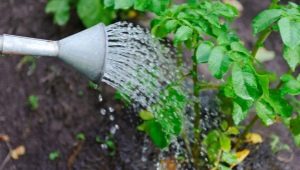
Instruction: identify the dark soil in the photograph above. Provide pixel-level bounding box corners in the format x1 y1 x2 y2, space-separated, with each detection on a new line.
0 0 299 170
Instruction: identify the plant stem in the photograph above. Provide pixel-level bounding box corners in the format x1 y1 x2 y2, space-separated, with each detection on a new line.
234 115 258 150
213 150 223 170
252 28 272 59
234 27 273 150
191 54 202 168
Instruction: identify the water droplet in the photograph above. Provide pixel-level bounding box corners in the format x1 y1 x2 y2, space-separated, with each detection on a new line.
110 126 117 135
108 107 114 113
100 109 106 116
109 115 115 121
98 94 103 102
101 144 108 150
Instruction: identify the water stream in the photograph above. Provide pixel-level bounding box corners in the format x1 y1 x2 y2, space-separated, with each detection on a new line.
103 22 178 109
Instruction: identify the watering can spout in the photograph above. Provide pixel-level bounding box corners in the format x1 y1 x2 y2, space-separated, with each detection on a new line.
0 23 107 83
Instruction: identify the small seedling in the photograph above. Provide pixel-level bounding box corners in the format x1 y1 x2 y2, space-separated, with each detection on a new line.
270 134 290 154
87 81 99 91
49 150 60 161
77 90 84 97
16 56 37 76
27 95 39 111
76 133 86 141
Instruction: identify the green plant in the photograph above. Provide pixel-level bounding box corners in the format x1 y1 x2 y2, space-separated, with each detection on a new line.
47 0 300 169
27 95 39 111
49 150 60 161
16 56 37 76
76 133 86 141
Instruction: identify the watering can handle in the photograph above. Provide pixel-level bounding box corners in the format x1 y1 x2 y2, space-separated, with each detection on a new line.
0 35 59 57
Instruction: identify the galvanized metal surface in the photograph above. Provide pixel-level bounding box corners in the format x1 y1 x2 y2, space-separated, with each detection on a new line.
58 23 107 82
0 23 107 82
2 35 59 57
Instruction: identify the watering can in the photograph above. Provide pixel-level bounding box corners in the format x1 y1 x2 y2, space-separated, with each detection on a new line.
0 23 106 83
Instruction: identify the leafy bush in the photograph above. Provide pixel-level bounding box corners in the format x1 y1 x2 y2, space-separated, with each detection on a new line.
46 0 300 169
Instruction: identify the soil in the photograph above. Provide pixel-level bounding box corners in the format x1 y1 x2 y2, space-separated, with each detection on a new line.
0 0 299 170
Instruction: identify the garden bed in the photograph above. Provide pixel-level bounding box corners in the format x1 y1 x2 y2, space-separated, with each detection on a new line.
0 0 299 169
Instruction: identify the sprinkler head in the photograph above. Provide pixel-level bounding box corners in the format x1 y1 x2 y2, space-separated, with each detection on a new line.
0 23 107 83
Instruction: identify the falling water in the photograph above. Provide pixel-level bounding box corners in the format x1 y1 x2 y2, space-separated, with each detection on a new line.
103 22 178 108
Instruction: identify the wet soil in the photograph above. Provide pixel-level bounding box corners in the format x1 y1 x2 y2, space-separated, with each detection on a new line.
0 0 299 170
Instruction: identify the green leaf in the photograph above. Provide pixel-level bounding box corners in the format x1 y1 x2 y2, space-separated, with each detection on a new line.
49 151 60 161
226 127 240 135
257 74 270 97
220 134 231 152
252 9 282 34
256 99 276 126
232 63 260 100
208 46 231 79
293 133 300 147
104 0 114 7
134 0 150 11
46 0 70 26
230 42 250 56
165 19 179 32
233 101 247 125
142 120 170 148
283 45 300 71
290 116 300 135
222 152 238 165
267 90 292 118
76 133 86 141
196 41 214 64
77 0 116 27
147 0 170 14
174 26 193 42
213 2 239 19
203 130 221 162
139 110 154 120
278 17 300 48
114 0 134 9
28 95 39 110
280 74 300 95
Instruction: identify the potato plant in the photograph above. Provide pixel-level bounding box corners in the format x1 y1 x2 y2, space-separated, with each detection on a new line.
46 0 300 169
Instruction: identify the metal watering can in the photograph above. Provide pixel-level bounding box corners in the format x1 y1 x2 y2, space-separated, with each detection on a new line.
0 23 106 82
